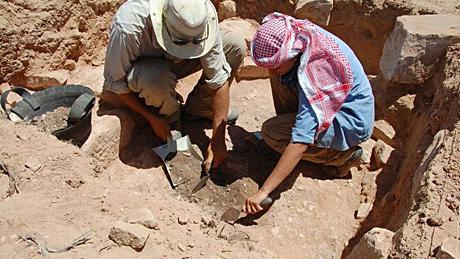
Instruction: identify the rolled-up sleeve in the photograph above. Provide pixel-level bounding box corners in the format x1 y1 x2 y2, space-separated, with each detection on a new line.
103 24 140 95
291 87 317 144
200 29 231 89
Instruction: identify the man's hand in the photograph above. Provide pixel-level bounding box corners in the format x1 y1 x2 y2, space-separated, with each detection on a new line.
203 138 228 172
117 93 172 142
243 189 269 214
146 114 171 142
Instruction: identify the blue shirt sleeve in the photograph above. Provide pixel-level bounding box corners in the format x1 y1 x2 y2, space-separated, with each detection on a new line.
290 86 318 144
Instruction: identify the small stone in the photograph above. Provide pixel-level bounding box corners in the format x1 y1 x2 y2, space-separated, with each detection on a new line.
178 217 188 225
427 215 444 227
433 179 443 185
200 216 216 228
63 60 77 71
178 244 187 252
356 203 372 219
109 221 150 251
188 243 195 248
65 179 85 188
436 238 460 259
130 208 158 229
347 228 395 259
25 157 42 172
16 132 31 141
372 140 395 169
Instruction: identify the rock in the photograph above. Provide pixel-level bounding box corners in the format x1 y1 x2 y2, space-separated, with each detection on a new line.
237 56 270 81
380 15 460 84
16 131 31 141
371 140 395 169
23 70 70 90
63 60 77 71
437 238 460 259
372 120 396 147
109 221 150 251
129 208 158 229
65 179 85 188
0 83 11 95
200 216 216 228
219 18 259 52
294 0 333 27
359 138 376 164
81 108 137 169
356 203 372 219
25 157 42 172
178 243 187 252
218 0 236 21
347 227 395 259
178 216 188 225
427 215 444 227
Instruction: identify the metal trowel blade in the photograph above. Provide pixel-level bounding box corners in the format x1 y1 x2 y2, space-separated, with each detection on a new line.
220 207 242 223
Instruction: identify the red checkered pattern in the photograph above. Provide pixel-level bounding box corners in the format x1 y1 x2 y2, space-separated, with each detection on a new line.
251 12 354 136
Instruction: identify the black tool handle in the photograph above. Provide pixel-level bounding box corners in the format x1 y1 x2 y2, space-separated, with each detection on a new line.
260 197 273 208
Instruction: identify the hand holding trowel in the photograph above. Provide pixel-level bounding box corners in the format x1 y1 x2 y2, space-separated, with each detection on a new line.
221 197 273 224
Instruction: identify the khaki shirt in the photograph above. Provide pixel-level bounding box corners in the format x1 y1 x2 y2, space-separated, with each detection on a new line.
103 0 231 94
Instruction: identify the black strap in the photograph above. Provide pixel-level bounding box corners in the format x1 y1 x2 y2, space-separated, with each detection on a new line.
1 87 40 115
68 93 96 124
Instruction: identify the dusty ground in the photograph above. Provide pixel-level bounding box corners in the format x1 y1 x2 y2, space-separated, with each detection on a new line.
1 0 460 258
0 67 378 258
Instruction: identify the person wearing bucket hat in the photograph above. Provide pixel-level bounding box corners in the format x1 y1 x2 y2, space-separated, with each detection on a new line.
102 0 246 169
242 13 374 214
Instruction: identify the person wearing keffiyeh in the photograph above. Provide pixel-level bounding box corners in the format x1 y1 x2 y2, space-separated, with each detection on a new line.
243 13 375 214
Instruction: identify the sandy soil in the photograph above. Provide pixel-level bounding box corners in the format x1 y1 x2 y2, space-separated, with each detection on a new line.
0 67 378 258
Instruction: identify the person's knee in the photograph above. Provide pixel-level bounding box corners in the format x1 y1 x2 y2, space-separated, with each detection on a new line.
222 31 247 71
127 59 174 93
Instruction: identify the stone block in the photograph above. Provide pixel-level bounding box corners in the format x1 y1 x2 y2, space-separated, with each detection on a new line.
372 120 396 147
109 221 150 251
380 15 460 84
81 108 137 168
359 138 376 164
437 238 460 259
356 203 372 219
372 140 395 169
219 18 259 53
23 70 70 90
236 56 269 81
218 0 236 21
347 227 395 259
294 0 333 27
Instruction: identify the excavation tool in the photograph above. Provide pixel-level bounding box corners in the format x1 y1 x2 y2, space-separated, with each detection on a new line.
221 197 273 224
153 132 203 189
191 162 212 194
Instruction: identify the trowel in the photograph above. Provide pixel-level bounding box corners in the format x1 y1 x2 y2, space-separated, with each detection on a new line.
221 197 273 224
153 132 203 189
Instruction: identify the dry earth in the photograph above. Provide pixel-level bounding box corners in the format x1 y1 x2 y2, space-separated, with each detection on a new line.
1 0 460 258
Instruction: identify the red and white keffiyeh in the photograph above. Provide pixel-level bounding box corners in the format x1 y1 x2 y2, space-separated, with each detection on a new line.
251 12 354 136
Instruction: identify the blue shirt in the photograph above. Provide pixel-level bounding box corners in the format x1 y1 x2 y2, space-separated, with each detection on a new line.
289 28 375 151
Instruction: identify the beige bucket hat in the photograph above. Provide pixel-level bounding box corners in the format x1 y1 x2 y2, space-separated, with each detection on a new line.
150 0 218 59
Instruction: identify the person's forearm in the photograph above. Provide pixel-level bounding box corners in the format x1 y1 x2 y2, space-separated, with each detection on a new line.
118 93 156 119
259 143 308 194
211 82 230 144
